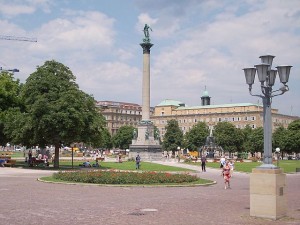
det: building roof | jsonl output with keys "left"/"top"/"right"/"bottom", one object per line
{"left": 202, "top": 90, "right": 209, "bottom": 97}
{"left": 156, "top": 99, "right": 186, "bottom": 107}
{"left": 157, "top": 99, "right": 263, "bottom": 109}
{"left": 177, "top": 103, "right": 263, "bottom": 110}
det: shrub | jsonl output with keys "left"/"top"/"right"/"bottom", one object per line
{"left": 52, "top": 170, "right": 199, "bottom": 184}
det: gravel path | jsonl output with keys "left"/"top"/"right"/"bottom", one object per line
{"left": 0, "top": 162, "right": 299, "bottom": 225}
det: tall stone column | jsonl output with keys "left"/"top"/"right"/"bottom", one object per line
{"left": 140, "top": 42, "right": 153, "bottom": 122}
{"left": 129, "top": 25, "right": 162, "bottom": 160}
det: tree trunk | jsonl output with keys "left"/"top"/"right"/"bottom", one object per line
{"left": 54, "top": 143, "right": 60, "bottom": 168}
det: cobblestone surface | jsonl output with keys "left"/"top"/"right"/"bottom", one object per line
{"left": 0, "top": 162, "right": 299, "bottom": 225}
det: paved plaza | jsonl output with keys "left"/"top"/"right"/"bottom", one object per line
{"left": 0, "top": 162, "right": 299, "bottom": 225}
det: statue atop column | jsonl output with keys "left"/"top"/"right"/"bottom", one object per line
{"left": 143, "top": 24, "right": 152, "bottom": 43}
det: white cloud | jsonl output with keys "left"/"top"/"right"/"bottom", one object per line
{"left": 0, "top": 0, "right": 52, "bottom": 17}
{"left": 33, "top": 11, "right": 115, "bottom": 54}
{"left": 148, "top": 0, "right": 300, "bottom": 114}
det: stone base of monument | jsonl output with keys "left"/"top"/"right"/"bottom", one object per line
{"left": 250, "top": 168, "right": 287, "bottom": 220}
{"left": 129, "top": 145, "right": 162, "bottom": 161}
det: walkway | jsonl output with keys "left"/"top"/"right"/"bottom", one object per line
{"left": 0, "top": 162, "right": 299, "bottom": 225}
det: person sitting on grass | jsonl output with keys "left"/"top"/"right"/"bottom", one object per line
{"left": 83, "top": 160, "right": 91, "bottom": 167}
{"left": 92, "top": 159, "right": 100, "bottom": 167}
{"left": 0, "top": 158, "right": 6, "bottom": 167}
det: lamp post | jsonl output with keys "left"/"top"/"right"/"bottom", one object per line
{"left": 244, "top": 55, "right": 291, "bottom": 220}
{"left": 177, "top": 146, "right": 180, "bottom": 162}
{"left": 243, "top": 55, "right": 292, "bottom": 168}
{"left": 275, "top": 147, "right": 280, "bottom": 168}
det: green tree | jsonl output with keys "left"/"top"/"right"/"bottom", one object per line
{"left": 286, "top": 119, "right": 300, "bottom": 154}
{"left": 242, "top": 125, "right": 254, "bottom": 156}
{"left": 162, "top": 119, "right": 183, "bottom": 154}
{"left": 273, "top": 126, "right": 288, "bottom": 158}
{"left": 98, "top": 127, "right": 113, "bottom": 149}
{"left": 250, "top": 127, "right": 264, "bottom": 153}
{"left": 0, "top": 72, "right": 23, "bottom": 146}
{"left": 113, "top": 125, "right": 135, "bottom": 149}
{"left": 184, "top": 122, "right": 209, "bottom": 150}
{"left": 214, "top": 122, "right": 244, "bottom": 157}
{"left": 5, "top": 60, "right": 105, "bottom": 168}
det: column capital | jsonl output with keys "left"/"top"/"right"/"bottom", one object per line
{"left": 140, "top": 42, "right": 153, "bottom": 54}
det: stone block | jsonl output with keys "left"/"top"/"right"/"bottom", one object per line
{"left": 250, "top": 168, "right": 287, "bottom": 220}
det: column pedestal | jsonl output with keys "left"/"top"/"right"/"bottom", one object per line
{"left": 250, "top": 168, "right": 287, "bottom": 220}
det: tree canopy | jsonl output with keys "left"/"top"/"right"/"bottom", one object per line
{"left": 162, "top": 119, "right": 183, "bottom": 153}
{"left": 214, "top": 122, "right": 244, "bottom": 155}
{"left": 4, "top": 60, "right": 105, "bottom": 168}
{"left": 184, "top": 122, "right": 209, "bottom": 150}
{"left": 0, "top": 72, "right": 23, "bottom": 146}
{"left": 113, "top": 125, "right": 135, "bottom": 149}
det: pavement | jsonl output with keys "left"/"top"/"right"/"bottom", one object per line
{"left": 0, "top": 161, "right": 299, "bottom": 225}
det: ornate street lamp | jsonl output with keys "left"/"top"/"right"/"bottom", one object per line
{"left": 243, "top": 55, "right": 292, "bottom": 168}
{"left": 275, "top": 147, "right": 280, "bottom": 168}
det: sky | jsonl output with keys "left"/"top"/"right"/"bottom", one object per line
{"left": 0, "top": 0, "right": 299, "bottom": 116}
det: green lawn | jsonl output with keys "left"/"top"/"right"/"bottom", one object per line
{"left": 60, "top": 160, "right": 192, "bottom": 172}
{"left": 206, "top": 160, "right": 300, "bottom": 173}
{"left": 0, "top": 151, "right": 24, "bottom": 158}
{"left": 13, "top": 160, "right": 193, "bottom": 172}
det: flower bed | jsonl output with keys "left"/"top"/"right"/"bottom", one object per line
{"left": 52, "top": 170, "right": 199, "bottom": 185}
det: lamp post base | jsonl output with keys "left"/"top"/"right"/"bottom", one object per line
{"left": 250, "top": 168, "right": 287, "bottom": 220}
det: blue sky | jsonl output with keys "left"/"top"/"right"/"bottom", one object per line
{"left": 0, "top": 0, "right": 300, "bottom": 116}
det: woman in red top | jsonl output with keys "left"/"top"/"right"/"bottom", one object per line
{"left": 222, "top": 161, "right": 231, "bottom": 189}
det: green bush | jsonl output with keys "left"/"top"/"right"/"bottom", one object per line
{"left": 53, "top": 170, "right": 199, "bottom": 184}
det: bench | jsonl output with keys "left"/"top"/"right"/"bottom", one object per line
{"left": 191, "top": 158, "right": 198, "bottom": 163}
{"left": 4, "top": 159, "right": 17, "bottom": 167}
{"left": 96, "top": 157, "right": 105, "bottom": 161}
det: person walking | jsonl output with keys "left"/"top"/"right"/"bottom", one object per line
{"left": 201, "top": 155, "right": 207, "bottom": 172}
{"left": 135, "top": 154, "right": 141, "bottom": 169}
{"left": 222, "top": 161, "right": 231, "bottom": 189}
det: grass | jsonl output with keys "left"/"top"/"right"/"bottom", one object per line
{"left": 60, "top": 160, "right": 192, "bottom": 171}
{"left": 205, "top": 160, "right": 300, "bottom": 173}
{"left": 0, "top": 151, "right": 24, "bottom": 158}
{"left": 13, "top": 160, "right": 193, "bottom": 172}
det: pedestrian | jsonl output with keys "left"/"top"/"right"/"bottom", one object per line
{"left": 28, "top": 150, "right": 33, "bottom": 167}
{"left": 201, "top": 155, "right": 207, "bottom": 172}
{"left": 220, "top": 157, "right": 226, "bottom": 168}
{"left": 222, "top": 161, "right": 231, "bottom": 189}
{"left": 135, "top": 154, "right": 141, "bottom": 169}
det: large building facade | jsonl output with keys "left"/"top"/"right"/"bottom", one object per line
{"left": 96, "top": 101, "right": 154, "bottom": 136}
{"left": 97, "top": 94, "right": 298, "bottom": 138}
{"left": 151, "top": 91, "right": 298, "bottom": 138}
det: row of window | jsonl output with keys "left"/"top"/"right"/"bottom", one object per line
{"left": 115, "top": 109, "right": 141, "bottom": 115}
{"left": 156, "top": 116, "right": 257, "bottom": 124}
{"left": 104, "top": 115, "right": 141, "bottom": 122}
